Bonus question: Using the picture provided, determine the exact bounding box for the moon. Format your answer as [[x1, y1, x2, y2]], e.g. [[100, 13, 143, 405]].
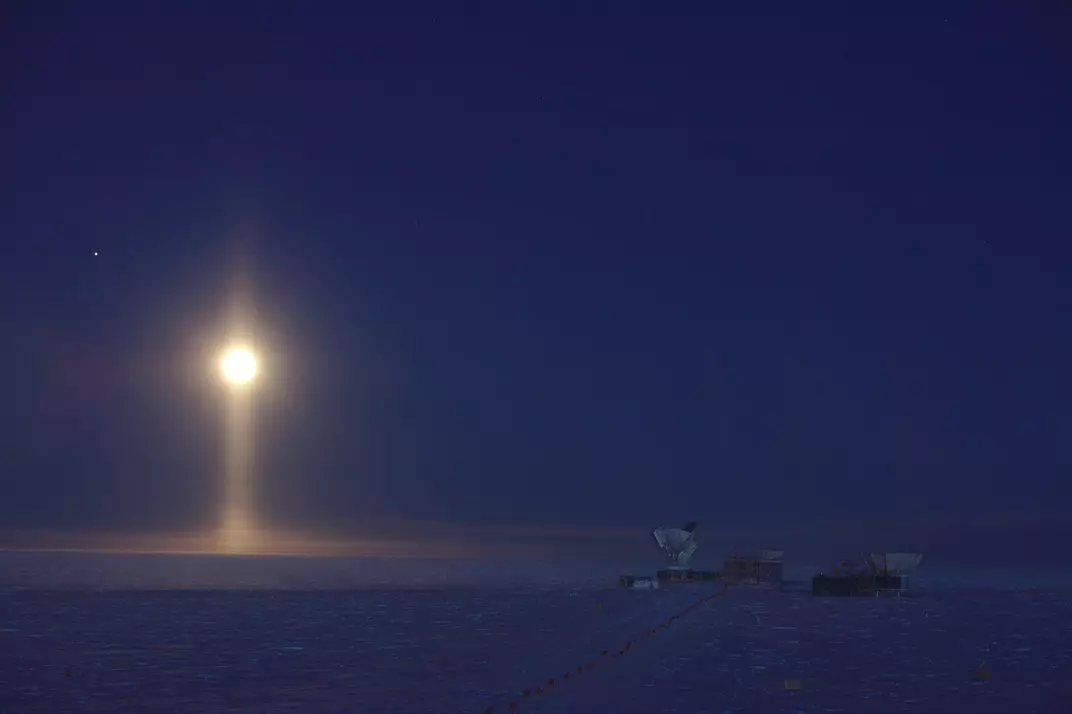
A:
[[220, 348, 258, 385]]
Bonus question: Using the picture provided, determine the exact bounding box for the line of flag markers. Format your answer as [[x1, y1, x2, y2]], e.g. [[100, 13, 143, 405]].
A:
[[473, 581, 1000, 711], [480, 583, 730, 714]]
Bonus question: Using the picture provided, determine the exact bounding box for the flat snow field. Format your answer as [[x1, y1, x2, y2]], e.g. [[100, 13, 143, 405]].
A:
[[1, 559, 1070, 713]]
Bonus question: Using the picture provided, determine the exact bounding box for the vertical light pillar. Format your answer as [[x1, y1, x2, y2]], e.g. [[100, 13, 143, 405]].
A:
[[218, 347, 257, 553]]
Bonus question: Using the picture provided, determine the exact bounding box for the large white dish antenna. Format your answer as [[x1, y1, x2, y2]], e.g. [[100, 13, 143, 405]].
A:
[[653, 522, 698, 567]]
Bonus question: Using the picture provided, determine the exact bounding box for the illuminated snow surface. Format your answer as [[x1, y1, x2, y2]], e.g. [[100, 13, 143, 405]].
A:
[[1, 554, 1070, 713]]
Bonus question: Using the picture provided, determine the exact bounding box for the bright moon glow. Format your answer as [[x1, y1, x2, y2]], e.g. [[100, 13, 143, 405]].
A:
[[220, 348, 258, 385]]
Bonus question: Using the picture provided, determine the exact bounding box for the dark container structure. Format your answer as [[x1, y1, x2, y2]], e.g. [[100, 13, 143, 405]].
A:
[[655, 568, 720, 583]]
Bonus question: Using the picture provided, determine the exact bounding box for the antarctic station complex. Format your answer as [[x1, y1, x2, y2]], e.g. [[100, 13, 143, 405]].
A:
[[619, 521, 922, 598]]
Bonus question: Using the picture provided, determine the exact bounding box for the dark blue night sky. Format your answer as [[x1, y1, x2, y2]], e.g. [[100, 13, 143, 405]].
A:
[[3, 3, 1069, 558]]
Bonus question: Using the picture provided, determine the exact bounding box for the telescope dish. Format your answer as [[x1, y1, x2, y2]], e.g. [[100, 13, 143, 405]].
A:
[[653, 522, 699, 567], [868, 552, 923, 575]]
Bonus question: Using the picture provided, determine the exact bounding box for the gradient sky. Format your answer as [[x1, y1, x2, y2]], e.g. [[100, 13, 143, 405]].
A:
[[2, 3, 1070, 556]]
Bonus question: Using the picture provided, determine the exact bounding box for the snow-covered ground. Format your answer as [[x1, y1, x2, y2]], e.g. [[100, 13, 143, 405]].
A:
[[1, 553, 1069, 713]]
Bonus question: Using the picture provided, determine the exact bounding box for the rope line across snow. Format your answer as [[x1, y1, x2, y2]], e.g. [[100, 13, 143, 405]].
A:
[[477, 582, 729, 714]]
